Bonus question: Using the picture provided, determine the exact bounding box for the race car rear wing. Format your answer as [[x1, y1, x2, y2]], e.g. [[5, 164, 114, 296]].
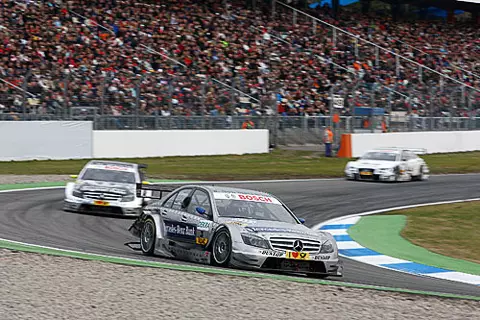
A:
[[377, 147, 427, 155], [135, 183, 177, 200], [405, 148, 427, 155]]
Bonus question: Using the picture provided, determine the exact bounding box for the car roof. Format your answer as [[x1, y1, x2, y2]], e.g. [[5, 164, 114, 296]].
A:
[[370, 148, 401, 153], [182, 185, 276, 198], [371, 147, 426, 154], [86, 160, 138, 168]]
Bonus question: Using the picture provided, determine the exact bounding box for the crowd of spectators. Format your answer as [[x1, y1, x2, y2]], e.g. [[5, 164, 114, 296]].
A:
[[0, 0, 478, 121]]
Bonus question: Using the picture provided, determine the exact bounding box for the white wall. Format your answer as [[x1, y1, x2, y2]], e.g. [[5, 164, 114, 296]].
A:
[[92, 129, 269, 158], [351, 131, 480, 157], [0, 121, 93, 160]]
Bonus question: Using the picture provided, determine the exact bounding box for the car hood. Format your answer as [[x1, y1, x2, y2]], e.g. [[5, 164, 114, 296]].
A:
[[217, 217, 330, 240], [349, 160, 397, 169], [75, 180, 135, 195]]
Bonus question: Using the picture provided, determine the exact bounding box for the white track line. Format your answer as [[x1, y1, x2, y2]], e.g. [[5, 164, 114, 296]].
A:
[[314, 199, 480, 286]]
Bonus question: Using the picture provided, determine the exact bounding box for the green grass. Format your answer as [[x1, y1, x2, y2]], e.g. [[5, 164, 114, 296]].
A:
[[383, 201, 480, 265], [0, 150, 480, 180]]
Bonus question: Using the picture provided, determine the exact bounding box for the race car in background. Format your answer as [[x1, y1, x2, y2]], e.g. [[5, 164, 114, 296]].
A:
[[63, 160, 149, 216], [127, 184, 343, 278], [344, 147, 429, 182]]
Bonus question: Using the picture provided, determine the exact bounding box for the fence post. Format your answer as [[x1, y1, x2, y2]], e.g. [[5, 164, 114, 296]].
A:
[[134, 75, 142, 129], [429, 86, 435, 131], [271, 92, 279, 148], [22, 70, 32, 117], [63, 72, 69, 120], [370, 85, 375, 133], [100, 74, 107, 116]]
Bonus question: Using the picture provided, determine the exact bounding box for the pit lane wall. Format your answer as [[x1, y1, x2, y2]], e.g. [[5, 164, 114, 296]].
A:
[[0, 121, 93, 161], [337, 131, 480, 158], [0, 121, 269, 160], [92, 129, 269, 158]]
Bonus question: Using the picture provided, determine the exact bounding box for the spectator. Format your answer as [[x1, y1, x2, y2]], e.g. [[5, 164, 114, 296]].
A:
[[0, 0, 477, 120]]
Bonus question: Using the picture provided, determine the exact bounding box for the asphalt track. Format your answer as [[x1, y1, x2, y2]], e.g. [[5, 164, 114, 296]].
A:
[[0, 175, 479, 297]]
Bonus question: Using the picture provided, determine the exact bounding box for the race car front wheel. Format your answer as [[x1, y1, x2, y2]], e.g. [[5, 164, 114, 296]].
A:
[[140, 218, 156, 256], [211, 228, 232, 267]]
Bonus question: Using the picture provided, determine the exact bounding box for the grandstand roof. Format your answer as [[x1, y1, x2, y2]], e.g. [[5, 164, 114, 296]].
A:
[[386, 0, 480, 12]]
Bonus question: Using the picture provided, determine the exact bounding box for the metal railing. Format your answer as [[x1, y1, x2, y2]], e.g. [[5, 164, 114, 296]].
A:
[[0, 114, 479, 145]]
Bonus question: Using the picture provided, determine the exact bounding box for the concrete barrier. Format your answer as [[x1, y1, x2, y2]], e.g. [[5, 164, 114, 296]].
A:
[[337, 131, 480, 157], [92, 129, 269, 158], [0, 121, 93, 160]]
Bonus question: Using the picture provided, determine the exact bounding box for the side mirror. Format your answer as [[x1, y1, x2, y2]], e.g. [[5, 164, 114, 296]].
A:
[[70, 175, 78, 179], [299, 218, 306, 224], [196, 207, 207, 215], [142, 181, 150, 185]]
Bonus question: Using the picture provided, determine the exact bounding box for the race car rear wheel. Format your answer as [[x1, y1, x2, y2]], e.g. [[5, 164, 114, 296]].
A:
[[414, 165, 425, 181], [211, 228, 232, 267], [140, 218, 156, 256]]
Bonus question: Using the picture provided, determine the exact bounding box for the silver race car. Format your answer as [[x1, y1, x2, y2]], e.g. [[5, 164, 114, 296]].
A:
[[345, 147, 430, 182], [64, 160, 148, 216], [128, 184, 343, 278]]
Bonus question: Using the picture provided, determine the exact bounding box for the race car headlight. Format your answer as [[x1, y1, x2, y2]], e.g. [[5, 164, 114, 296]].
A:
[[121, 194, 135, 202], [241, 234, 270, 249], [72, 190, 83, 198], [319, 240, 334, 253]]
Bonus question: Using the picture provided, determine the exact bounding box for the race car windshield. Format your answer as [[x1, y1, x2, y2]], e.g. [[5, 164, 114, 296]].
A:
[[81, 168, 136, 184], [361, 152, 397, 161], [215, 199, 298, 224]]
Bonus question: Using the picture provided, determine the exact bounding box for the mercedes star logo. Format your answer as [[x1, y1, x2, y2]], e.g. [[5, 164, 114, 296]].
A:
[[293, 240, 304, 252]]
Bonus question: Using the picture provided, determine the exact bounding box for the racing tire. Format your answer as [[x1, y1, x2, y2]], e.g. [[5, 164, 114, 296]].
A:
[[140, 218, 156, 256], [211, 228, 232, 267], [413, 166, 425, 181], [393, 166, 402, 182]]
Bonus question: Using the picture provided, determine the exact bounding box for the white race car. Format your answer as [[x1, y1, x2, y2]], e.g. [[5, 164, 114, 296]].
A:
[[63, 160, 149, 216], [344, 147, 429, 182]]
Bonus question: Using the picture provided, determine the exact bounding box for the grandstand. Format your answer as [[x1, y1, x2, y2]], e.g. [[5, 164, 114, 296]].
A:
[[0, 0, 478, 136]]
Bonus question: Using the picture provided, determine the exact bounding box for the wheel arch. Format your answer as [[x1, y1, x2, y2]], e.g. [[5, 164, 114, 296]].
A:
[[208, 223, 240, 251], [142, 212, 165, 241], [65, 182, 75, 197]]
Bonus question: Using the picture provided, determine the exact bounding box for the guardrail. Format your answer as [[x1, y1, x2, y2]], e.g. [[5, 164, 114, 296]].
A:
[[0, 114, 479, 146]]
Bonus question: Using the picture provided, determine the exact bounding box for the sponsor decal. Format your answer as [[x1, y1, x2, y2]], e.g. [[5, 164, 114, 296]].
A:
[[197, 221, 212, 231], [195, 237, 208, 245], [259, 249, 283, 257], [313, 255, 331, 260], [286, 251, 310, 260], [225, 221, 248, 227], [237, 194, 273, 203], [245, 227, 316, 236], [214, 192, 281, 205], [93, 200, 109, 206], [80, 185, 129, 194], [104, 165, 129, 171], [164, 221, 196, 240]]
